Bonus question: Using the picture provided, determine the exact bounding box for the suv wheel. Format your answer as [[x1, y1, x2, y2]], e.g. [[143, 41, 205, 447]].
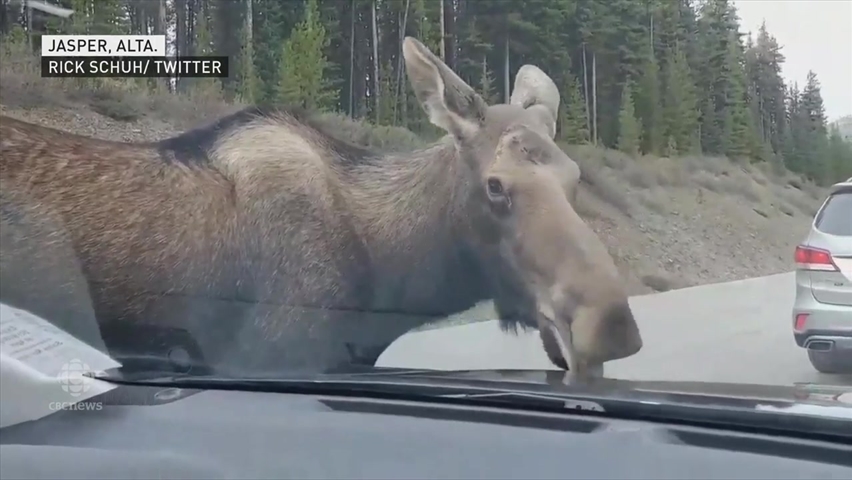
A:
[[807, 349, 852, 374]]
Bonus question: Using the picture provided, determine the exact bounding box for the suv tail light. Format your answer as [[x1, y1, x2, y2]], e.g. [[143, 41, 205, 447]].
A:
[[794, 245, 838, 271]]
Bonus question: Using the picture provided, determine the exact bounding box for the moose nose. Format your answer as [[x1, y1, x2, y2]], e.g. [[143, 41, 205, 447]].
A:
[[568, 298, 643, 366], [601, 301, 643, 360]]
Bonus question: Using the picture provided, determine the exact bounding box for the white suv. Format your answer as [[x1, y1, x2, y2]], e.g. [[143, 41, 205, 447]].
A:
[[791, 177, 852, 374]]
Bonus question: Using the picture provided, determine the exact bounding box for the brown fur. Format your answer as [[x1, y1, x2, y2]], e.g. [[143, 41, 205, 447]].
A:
[[0, 182, 105, 352], [0, 37, 642, 376]]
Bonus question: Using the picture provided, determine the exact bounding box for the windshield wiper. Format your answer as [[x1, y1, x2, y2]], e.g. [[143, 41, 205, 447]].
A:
[[93, 369, 610, 413], [92, 369, 852, 443], [439, 391, 607, 412]]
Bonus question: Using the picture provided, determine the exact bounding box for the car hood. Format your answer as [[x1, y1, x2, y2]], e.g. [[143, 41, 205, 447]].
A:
[[321, 367, 852, 421]]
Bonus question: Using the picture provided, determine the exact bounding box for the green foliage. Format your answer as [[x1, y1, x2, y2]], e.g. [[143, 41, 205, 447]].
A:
[[479, 58, 498, 105], [1, 25, 28, 54], [234, 22, 258, 103], [561, 73, 590, 144], [276, 0, 337, 111], [661, 46, 699, 155], [2, 0, 850, 184], [827, 125, 852, 182], [377, 59, 395, 125], [617, 79, 641, 157], [634, 45, 662, 155]]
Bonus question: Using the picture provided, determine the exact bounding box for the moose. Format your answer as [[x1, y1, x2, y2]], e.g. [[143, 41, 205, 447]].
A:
[[0, 37, 642, 377]]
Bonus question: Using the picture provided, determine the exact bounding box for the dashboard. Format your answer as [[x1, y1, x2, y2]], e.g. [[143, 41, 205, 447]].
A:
[[1, 382, 851, 479]]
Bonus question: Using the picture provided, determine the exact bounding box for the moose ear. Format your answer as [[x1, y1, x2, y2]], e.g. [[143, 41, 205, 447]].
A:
[[403, 37, 487, 139], [510, 65, 560, 139]]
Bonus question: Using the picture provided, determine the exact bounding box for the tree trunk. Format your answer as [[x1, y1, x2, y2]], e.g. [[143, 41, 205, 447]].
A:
[[582, 43, 591, 140], [394, 0, 411, 125], [156, 0, 168, 89], [175, 0, 185, 92], [439, 0, 445, 61], [649, 13, 654, 60], [592, 51, 597, 145], [245, 0, 252, 44], [444, 0, 456, 68], [25, 0, 31, 49], [503, 33, 509, 103], [371, 0, 380, 123], [349, 0, 356, 118]]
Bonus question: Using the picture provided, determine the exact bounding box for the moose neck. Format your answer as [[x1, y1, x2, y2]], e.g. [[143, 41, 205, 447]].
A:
[[346, 136, 492, 318]]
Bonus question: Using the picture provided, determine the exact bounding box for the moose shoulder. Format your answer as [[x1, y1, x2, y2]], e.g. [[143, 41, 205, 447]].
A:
[[0, 37, 642, 376]]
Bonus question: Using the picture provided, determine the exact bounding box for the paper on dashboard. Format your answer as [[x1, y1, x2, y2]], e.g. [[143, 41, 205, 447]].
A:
[[0, 302, 122, 429]]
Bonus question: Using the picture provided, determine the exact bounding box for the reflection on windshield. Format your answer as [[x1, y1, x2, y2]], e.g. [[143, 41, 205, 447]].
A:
[[756, 404, 852, 421], [0, 0, 851, 412]]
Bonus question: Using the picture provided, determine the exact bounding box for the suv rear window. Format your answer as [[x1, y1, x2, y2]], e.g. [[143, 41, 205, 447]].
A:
[[815, 191, 852, 236]]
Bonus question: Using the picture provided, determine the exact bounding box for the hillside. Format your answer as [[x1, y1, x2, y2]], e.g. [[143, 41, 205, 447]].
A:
[[0, 84, 827, 297]]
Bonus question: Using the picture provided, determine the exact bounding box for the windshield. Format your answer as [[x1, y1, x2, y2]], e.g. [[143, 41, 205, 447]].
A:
[[1, 0, 851, 426]]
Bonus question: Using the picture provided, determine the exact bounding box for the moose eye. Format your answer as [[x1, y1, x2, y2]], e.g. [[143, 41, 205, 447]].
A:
[[486, 177, 504, 196]]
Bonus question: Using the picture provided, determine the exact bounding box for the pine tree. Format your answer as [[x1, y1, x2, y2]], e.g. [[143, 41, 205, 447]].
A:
[[617, 78, 641, 157], [10, 0, 847, 186], [661, 45, 699, 155], [635, 42, 663, 155], [479, 57, 499, 105], [377, 59, 395, 125], [188, 5, 223, 99], [276, 0, 337, 111], [722, 30, 757, 162], [799, 71, 830, 181], [826, 125, 852, 183], [561, 73, 591, 144], [235, 22, 257, 103]]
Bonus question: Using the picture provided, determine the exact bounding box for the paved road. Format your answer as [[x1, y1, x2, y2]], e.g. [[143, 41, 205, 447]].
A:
[[377, 272, 852, 387]]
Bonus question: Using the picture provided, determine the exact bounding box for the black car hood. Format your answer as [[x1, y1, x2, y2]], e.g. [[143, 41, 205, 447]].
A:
[[315, 367, 852, 421]]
